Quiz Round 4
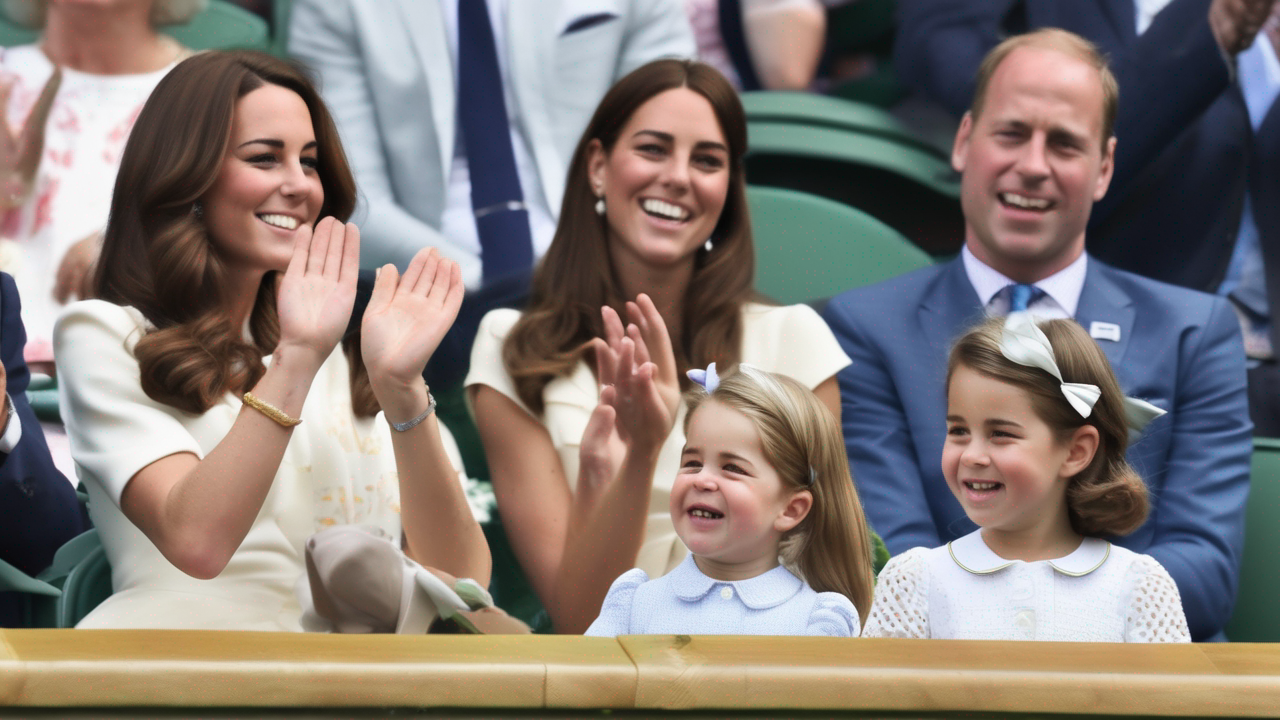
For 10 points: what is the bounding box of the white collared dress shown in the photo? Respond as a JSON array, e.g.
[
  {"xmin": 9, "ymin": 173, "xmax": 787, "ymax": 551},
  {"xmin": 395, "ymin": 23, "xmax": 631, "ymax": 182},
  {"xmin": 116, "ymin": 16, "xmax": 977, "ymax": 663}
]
[
  {"xmin": 862, "ymin": 531, "xmax": 1190, "ymax": 642},
  {"xmin": 583, "ymin": 555, "xmax": 861, "ymax": 637}
]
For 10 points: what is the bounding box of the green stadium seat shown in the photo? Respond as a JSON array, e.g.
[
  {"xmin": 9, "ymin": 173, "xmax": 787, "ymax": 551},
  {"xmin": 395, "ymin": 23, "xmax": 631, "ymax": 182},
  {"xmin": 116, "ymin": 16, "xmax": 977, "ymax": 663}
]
[
  {"xmin": 747, "ymin": 185, "xmax": 931, "ymax": 305},
  {"xmin": 742, "ymin": 92, "xmax": 946, "ymax": 160},
  {"xmin": 1225, "ymin": 437, "xmax": 1280, "ymax": 641},
  {"xmin": 271, "ymin": 0, "xmax": 292, "ymax": 57},
  {"xmin": 0, "ymin": 556, "xmax": 61, "ymax": 627},
  {"xmin": 0, "ymin": 0, "xmax": 269, "ymax": 51},
  {"xmin": 745, "ymin": 121, "xmax": 962, "ymax": 255}
]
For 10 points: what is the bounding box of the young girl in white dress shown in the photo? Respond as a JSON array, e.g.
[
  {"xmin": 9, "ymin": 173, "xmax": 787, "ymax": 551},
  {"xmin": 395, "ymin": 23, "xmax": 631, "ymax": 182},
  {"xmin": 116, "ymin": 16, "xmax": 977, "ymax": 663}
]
[
  {"xmin": 585, "ymin": 363, "xmax": 874, "ymax": 637},
  {"xmin": 863, "ymin": 313, "xmax": 1190, "ymax": 642}
]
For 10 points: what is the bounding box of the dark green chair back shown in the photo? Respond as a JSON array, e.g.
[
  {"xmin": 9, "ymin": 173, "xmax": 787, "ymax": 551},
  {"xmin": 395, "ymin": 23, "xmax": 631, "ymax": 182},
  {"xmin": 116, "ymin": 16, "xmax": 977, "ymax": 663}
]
[
  {"xmin": 745, "ymin": 120, "xmax": 963, "ymax": 256},
  {"xmin": 0, "ymin": 0, "xmax": 269, "ymax": 51},
  {"xmin": 747, "ymin": 185, "xmax": 931, "ymax": 305},
  {"xmin": 1226, "ymin": 437, "xmax": 1280, "ymax": 641},
  {"xmin": 271, "ymin": 0, "xmax": 292, "ymax": 57},
  {"xmin": 33, "ymin": 528, "xmax": 110, "ymax": 628},
  {"xmin": 742, "ymin": 92, "xmax": 947, "ymax": 160}
]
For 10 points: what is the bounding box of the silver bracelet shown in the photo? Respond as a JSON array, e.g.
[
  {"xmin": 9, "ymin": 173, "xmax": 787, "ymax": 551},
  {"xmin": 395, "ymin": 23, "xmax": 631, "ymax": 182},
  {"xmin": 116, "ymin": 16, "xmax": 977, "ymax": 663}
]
[{"xmin": 389, "ymin": 391, "xmax": 437, "ymax": 433}]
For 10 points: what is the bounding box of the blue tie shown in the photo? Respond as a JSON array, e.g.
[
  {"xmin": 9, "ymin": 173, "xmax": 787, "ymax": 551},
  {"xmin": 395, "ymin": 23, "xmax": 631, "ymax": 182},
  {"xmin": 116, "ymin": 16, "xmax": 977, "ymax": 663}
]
[
  {"xmin": 457, "ymin": 0, "xmax": 534, "ymax": 282},
  {"xmin": 1008, "ymin": 283, "xmax": 1041, "ymax": 313}
]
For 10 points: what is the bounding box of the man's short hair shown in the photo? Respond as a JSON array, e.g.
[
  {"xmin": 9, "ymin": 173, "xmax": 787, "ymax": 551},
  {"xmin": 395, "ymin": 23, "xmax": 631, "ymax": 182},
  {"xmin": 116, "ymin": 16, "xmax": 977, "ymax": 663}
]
[{"xmin": 970, "ymin": 28, "xmax": 1119, "ymax": 148}]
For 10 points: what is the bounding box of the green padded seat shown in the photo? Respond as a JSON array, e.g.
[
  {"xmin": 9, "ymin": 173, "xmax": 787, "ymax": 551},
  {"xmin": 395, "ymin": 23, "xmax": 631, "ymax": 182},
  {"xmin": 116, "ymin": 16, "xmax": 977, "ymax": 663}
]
[
  {"xmin": 741, "ymin": 92, "xmax": 947, "ymax": 160},
  {"xmin": 1225, "ymin": 437, "xmax": 1280, "ymax": 641},
  {"xmin": 747, "ymin": 185, "xmax": 931, "ymax": 305},
  {"xmin": 0, "ymin": 0, "xmax": 269, "ymax": 51},
  {"xmin": 745, "ymin": 121, "xmax": 963, "ymax": 255}
]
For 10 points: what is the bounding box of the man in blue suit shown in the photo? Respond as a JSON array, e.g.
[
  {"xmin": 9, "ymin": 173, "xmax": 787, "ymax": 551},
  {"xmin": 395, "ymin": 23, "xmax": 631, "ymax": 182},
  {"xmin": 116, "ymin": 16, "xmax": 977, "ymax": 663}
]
[
  {"xmin": 894, "ymin": 0, "xmax": 1280, "ymax": 433},
  {"xmin": 823, "ymin": 29, "xmax": 1252, "ymax": 641},
  {"xmin": 0, "ymin": 273, "xmax": 86, "ymax": 627}
]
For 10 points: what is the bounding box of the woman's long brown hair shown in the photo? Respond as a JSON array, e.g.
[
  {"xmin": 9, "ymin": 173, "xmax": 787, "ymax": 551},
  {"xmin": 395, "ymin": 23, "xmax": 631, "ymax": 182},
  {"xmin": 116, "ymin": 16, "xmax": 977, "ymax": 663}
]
[
  {"xmin": 502, "ymin": 59, "xmax": 756, "ymax": 414},
  {"xmin": 95, "ymin": 50, "xmax": 377, "ymax": 416}
]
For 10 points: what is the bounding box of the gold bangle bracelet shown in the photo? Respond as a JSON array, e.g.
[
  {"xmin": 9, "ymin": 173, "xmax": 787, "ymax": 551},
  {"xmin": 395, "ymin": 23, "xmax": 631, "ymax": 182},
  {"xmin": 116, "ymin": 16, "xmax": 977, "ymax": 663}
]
[{"xmin": 242, "ymin": 392, "xmax": 302, "ymax": 427}]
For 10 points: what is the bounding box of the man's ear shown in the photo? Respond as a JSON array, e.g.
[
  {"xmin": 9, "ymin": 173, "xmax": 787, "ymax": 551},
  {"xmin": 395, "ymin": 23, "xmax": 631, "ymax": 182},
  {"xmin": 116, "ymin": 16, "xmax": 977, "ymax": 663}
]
[
  {"xmin": 952, "ymin": 111, "xmax": 975, "ymax": 174},
  {"xmin": 586, "ymin": 138, "xmax": 607, "ymax": 197},
  {"xmin": 1093, "ymin": 135, "xmax": 1117, "ymax": 201},
  {"xmin": 775, "ymin": 490, "xmax": 813, "ymax": 533},
  {"xmin": 1060, "ymin": 425, "xmax": 1100, "ymax": 479}
]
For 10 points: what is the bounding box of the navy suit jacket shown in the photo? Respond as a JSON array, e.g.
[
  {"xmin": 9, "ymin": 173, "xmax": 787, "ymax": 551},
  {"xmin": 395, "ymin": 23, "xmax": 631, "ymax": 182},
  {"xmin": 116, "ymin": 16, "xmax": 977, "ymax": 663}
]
[
  {"xmin": 894, "ymin": 0, "xmax": 1270, "ymax": 297},
  {"xmin": 823, "ymin": 257, "xmax": 1252, "ymax": 640},
  {"xmin": 0, "ymin": 273, "xmax": 86, "ymax": 627}
]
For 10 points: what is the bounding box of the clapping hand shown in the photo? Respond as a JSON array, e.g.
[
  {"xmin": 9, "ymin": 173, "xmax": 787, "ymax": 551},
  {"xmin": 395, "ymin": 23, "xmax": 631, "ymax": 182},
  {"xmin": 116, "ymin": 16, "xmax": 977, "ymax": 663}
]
[
  {"xmin": 276, "ymin": 217, "xmax": 360, "ymax": 368},
  {"xmin": 360, "ymin": 248, "xmax": 464, "ymax": 415},
  {"xmin": 590, "ymin": 294, "xmax": 679, "ymax": 462},
  {"xmin": 0, "ymin": 66, "xmax": 60, "ymax": 210}
]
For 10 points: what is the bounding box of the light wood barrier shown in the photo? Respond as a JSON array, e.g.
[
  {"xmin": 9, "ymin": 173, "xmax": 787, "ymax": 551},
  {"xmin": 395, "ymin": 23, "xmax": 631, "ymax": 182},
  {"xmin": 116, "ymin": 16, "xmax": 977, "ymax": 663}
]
[{"xmin": 2, "ymin": 630, "xmax": 1279, "ymax": 715}]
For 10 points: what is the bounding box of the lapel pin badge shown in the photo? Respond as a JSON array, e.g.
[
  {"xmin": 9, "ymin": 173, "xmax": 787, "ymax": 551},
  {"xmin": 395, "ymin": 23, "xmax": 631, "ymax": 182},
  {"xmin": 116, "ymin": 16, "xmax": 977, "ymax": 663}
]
[{"xmin": 1090, "ymin": 321, "xmax": 1122, "ymax": 343}]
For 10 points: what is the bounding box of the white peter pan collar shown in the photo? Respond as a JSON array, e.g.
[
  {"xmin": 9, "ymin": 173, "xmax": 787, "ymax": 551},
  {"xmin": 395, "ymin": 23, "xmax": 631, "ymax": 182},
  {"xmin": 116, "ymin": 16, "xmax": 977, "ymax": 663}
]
[
  {"xmin": 947, "ymin": 530, "xmax": 1111, "ymax": 577},
  {"xmin": 668, "ymin": 555, "xmax": 804, "ymax": 609}
]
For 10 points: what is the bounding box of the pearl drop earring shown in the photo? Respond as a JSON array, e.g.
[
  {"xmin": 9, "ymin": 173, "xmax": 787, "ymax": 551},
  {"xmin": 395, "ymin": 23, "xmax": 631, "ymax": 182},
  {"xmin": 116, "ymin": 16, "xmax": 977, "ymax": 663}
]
[{"xmin": 704, "ymin": 238, "xmax": 714, "ymax": 252}]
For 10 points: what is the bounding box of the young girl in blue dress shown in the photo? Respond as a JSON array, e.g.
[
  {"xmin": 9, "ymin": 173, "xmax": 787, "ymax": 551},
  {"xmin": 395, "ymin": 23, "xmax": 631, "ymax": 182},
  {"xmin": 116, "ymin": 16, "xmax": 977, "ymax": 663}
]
[
  {"xmin": 863, "ymin": 313, "xmax": 1190, "ymax": 642},
  {"xmin": 584, "ymin": 363, "xmax": 875, "ymax": 637}
]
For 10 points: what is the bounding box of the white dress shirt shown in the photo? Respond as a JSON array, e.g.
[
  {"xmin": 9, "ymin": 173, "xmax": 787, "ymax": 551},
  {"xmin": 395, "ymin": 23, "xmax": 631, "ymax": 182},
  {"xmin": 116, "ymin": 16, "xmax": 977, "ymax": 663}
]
[
  {"xmin": 961, "ymin": 245, "xmax": 1088, "ymax": 319},
  {"xmin": 438, "ymin": 0, "xmax": 558, "ymax": 288},
  {"xmin": 863, "ymin": 530, "xmax": 1191, "ymax": 642}
]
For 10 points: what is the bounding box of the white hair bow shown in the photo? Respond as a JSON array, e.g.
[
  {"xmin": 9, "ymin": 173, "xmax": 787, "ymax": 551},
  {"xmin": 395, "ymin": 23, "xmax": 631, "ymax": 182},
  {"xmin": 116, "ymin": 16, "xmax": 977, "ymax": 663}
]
[{"xmin": 1000, "ymin": 312, "xmax": 1166, "ymax": 433}]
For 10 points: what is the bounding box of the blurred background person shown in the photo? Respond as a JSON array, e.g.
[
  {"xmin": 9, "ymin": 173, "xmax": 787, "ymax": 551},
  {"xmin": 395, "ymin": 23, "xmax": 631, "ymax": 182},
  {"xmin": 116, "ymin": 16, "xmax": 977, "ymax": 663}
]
[
  {"xmin": 686, "ymin": 0, "xmax": 829, "ymax": 91},
  {"xmin": 0, "ymin": 0, "xmax": 199, "ymax": 367},
  {"xmin": 289, "ymin": 0, "xmax": 694, "ymax": 290},
  {"xmin": 0, "ymin": 270, "xmax": 86, "ymax": 627}
]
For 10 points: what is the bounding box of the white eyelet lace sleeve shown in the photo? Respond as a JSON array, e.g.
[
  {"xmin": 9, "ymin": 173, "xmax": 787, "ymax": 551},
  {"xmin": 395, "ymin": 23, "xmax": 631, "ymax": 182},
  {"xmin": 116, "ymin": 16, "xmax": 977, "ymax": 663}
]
[
  {"xmin": 583, "ymin": 568, "xmax": 648, "ymax": 637},
  {"xmin": 1123, "ymin": 555, "xmax": 1191, "ymax": 643},
  {"xmin": 862, "ymin": 549, "xmax": 930, "ymax": 639},
  {"xmin": 806, "ymin": 592, "xmax": 861, "ymax": 637}
]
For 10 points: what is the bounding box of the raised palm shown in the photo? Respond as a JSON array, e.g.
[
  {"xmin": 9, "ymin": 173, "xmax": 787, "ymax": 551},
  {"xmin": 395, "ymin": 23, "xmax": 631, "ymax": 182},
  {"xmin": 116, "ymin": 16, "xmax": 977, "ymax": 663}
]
[
  {"xmin": 360, "ymin": 248, "xmax": 464, "ymax": 391},
  {"xmin": 0, "ymin": 67, "xmax": 60, "ymax": 210},
  {"xmin": 276, "ymin": 217, "xmax": 360, "ymax": 363},
  {"xmin": 596, "ymin": 295, "xmax": 679, "ymax": 455}
]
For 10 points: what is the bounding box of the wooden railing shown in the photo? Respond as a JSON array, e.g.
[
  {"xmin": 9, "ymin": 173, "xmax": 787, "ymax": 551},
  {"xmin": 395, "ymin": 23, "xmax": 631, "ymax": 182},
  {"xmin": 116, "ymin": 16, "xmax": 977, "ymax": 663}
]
[{"xmin": 2, "ymin": 630, "xmax": 1277, "ymax": 715}]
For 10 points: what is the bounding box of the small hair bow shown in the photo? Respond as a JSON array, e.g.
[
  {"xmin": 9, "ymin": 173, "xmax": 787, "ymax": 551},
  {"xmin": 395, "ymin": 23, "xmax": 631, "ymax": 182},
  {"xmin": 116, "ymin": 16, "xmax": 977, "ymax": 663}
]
[
  {"xmin": 687, "ymin": 362, "xmax": 719, "ymax": 394},
  {"xmin": 1000, "ymin": 312, "xmax": 1167, "ymax": 433}
]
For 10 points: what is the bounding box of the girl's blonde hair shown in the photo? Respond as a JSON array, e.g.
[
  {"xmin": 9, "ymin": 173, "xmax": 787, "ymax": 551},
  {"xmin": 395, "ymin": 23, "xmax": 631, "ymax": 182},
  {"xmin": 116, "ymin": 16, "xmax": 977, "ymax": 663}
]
[
  {"xmin": 684, "ymin": 365, "xmax": 875, "ymax": 625},
  {"xmin": 2, "ymin": 0, "xmax": 207, "ymax": 27},
  {"xmin": 947, "ymin": 317, "xmax": 1148, "ymax": 536}
]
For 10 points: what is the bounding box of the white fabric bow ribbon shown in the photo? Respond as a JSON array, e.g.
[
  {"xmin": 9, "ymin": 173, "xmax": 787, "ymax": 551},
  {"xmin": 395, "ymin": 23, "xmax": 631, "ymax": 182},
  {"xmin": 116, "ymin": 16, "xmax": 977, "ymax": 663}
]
[{"xmin": 1000, "ymin": 312, "xmax": 1167, "ymax": 432}]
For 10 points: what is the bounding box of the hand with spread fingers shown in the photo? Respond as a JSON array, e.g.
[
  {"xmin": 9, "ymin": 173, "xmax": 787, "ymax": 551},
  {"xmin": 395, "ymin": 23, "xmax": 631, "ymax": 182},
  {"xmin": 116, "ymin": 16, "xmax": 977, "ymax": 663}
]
[
  {"xmin": 360, "ymin": 248, "xmax": 464, "ymax": 416},
  {"xmin": 275, "ymin": 216, "xmax": 361, "ymax": 367},
  {"xmin": 0, "ymin": 66, "xmax": 60, "ymax": 211},
  {"xmin": 579, "ymin": 373, "xmax": 625, "ymax": 495},
  {"xmin": 593, "ymin": 293, "xmax": 679, "ymax": 459}
]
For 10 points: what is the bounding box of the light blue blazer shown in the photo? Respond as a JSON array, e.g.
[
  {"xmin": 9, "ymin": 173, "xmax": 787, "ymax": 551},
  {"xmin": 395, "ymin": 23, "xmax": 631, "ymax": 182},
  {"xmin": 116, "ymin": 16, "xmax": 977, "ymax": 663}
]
[
  {"xmin": 289, "ymin": 0, "xmax": 695, "ymax": 271},
  {"xmin": 822, "ymin": 256, "xmax": 1252, "ymax": 641}
]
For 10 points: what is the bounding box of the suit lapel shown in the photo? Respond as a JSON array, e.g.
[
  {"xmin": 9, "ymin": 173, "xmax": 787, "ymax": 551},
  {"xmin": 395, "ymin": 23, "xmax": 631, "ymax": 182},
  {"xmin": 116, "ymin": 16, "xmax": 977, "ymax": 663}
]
[
  {"xmin": 1073, "ymin": 259, "xmax": 1135, "ymax": 370},
  {"xmin": 919, "ymin": 258, "xmax": 986, "ymax": 358},
  {"xmin": 396, "ymin": 0, "xmax": 455, "ymax": 186},
  {"xmin": 1100, "ymin": 0, "xmax": 1136, "ymax": 42},
  {"xmin": 508, "ymin": 1, "xmax": 564, "ymax": 213}
]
